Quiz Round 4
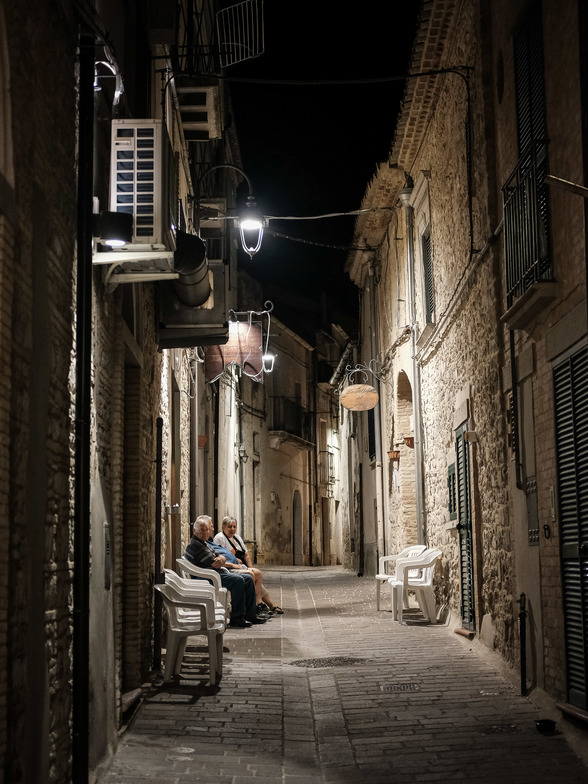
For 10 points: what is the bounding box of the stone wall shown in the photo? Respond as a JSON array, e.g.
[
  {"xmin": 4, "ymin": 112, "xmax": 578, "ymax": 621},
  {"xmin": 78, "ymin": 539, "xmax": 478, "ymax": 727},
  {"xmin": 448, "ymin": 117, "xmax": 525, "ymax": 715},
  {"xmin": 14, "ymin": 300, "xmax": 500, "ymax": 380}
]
[{"xmin": 0, "ymin": 1, "xmax": 79, "ymax": 779}]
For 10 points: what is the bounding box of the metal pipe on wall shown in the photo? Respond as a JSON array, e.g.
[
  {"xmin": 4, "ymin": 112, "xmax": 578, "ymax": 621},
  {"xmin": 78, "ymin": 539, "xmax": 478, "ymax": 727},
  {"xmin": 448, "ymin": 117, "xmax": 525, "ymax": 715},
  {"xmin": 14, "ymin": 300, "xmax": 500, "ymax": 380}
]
[
  {"xmin": 153, "ymin": 417, "xmax": 163, "ymax": 671},
  {"xmin": 72, "ymin": 31, "xmax": 94, "ymax": 782},
  {"xmin": 190, "ymin": 358, "xmax": 200, "ymax": 524}
]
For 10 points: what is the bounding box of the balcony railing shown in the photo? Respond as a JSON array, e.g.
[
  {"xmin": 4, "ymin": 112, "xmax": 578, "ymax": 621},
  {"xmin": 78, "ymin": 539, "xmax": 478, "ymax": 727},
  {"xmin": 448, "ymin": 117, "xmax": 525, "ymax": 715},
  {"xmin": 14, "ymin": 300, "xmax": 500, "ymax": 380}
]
[
  {"xmin": 271, "ymin": 397, "xmax": 313, "ymax": 442},
  {"xmin": 318, "ymin": 450, "xmax": 335, "ymax": 485},
  {"xmin": 502, "ymin": 141, "xmax": 552, "ymax": 308}
]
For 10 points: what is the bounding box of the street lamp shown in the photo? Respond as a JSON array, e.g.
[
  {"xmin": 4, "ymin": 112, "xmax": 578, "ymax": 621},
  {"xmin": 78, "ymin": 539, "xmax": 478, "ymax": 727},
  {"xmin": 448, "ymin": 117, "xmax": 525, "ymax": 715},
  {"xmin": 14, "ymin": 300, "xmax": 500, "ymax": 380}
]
[{"xmin": 196, "ymin": 163, "xmax": 264, "ymax": 259}]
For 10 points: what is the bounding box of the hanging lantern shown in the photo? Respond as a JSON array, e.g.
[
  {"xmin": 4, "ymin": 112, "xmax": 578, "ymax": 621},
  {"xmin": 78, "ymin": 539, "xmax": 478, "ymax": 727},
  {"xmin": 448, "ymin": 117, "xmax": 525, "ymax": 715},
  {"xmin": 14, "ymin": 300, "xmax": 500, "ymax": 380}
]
[{"xmin": 340, "ymin": 383, "xmax": 379, "ymax": 411}]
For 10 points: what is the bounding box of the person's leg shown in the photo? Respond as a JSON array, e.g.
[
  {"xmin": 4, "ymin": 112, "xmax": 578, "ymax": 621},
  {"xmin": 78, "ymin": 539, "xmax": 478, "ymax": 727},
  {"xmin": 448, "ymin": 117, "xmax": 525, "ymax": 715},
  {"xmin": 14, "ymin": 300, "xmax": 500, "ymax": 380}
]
[
  {"xmin": 241, "ymin": 573, "xmax": 265, "ymax": 622},
  {"xmin": 220, "ymin": 572, "xmax": 248, "ymax": 618},
  {"xmin": 244, "ymin": 567, "xmax": 263, "ymax": 603}
]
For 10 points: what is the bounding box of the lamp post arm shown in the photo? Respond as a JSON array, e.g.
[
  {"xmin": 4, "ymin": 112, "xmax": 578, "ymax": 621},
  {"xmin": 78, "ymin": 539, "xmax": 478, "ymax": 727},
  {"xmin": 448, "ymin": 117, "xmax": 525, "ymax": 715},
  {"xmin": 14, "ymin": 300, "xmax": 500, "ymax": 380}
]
[{"xmin": 196, "ymin": 163, "xmax": 254, "ymax": 197}]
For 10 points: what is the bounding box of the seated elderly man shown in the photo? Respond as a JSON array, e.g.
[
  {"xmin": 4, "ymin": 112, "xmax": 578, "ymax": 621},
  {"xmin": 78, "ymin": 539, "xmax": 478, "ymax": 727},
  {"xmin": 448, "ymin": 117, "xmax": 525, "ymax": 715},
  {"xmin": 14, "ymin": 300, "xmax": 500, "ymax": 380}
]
[
  {"xmin": 203, "ymin": 519, "xmax": 269, "ymax": 620},
  {"xmin": 184, "ymin": 515, "xmax": 265, "ymax": 628}
]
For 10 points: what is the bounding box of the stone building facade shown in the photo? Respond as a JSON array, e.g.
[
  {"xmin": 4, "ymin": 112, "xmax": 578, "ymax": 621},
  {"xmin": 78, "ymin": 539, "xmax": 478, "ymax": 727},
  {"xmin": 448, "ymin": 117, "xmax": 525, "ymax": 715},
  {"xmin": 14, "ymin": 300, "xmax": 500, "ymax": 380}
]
[
  {"xmin": 0, "ymin": 1, "xmax": 79, "ymax": 781},
  {"xmin": 347, "ymin": 0, "xmax": 588, "ymax": 721}
]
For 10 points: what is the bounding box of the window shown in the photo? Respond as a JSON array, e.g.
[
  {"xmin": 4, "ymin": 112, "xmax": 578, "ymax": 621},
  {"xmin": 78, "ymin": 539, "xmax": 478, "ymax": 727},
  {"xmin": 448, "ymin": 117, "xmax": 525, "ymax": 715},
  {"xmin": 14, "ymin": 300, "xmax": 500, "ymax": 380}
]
[{"xmin": 503, "ymin": 1, "xmax": 552, "ymax": 308}]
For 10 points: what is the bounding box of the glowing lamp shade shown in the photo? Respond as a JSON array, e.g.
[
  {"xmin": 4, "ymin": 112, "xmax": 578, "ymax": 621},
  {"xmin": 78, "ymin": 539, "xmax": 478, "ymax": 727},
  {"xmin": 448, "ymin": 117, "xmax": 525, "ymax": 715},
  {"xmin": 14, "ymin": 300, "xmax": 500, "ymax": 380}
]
[
  {"xmin": 239, "ymin": 196, "xmax": 264, "ymax": 258},
  {"xmin": 96, "ymin": 211, "xmax": 133, "ymax": 247},
  {"xmin": 262, "ymin": 352, "xmax": 275, "ymax": 373},
  {"xmin": 340, "ymin": 383, "xmax": 379, "ymax": 411}
]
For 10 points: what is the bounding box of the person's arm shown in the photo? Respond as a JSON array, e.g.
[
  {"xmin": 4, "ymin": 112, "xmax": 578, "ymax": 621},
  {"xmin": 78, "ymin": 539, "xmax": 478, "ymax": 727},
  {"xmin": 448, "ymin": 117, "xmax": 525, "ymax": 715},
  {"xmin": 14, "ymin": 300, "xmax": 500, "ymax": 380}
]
[
  {"xmin": 233, "ymin": 534, "xmax": 252, "ymax": 567},
  {"xmin": 186, "ymin": 538, "xmax": 226, "ymax": 570}
]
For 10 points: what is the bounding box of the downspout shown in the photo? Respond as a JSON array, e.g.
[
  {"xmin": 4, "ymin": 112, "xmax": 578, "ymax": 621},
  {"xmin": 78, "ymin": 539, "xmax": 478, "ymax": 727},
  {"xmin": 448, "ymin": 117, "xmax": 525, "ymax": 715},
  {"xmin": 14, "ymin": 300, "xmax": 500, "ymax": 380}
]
[
  {"xmin": 237, "ymin": 382, "xmax": 245, "ymax": 535},
  {"xmin": 509, "ymin": 330, "xmax": 524, "ymax": 490},
  {"xmin": 213, "ymin": 381, "xmax": 220, "ymax": 530},
  {"xmin": 153, "ymin": 418, "xmax": 163, "ymax": 671},
  {"xmin": 398, "ymin": 185, "xmax": 426, "ymax": 543},
  {"xmin": 72, "ymin": 31, "xmax": 94, "ymax": 782},
  {"xmin": 367, "ymin": 263, "xmax": 386, "ymax": 559},
  {"xmin": 190, "ymin": 356, "xmax": 200, "ymax": 523}
]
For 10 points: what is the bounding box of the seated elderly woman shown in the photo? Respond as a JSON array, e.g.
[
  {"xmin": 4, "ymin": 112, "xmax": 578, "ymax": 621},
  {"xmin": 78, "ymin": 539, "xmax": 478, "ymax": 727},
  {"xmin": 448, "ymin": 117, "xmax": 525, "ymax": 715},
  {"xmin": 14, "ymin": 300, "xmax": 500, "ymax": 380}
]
[{"xmin": 214, "ymin": 516, "xmax": 283, "ymax": 614}]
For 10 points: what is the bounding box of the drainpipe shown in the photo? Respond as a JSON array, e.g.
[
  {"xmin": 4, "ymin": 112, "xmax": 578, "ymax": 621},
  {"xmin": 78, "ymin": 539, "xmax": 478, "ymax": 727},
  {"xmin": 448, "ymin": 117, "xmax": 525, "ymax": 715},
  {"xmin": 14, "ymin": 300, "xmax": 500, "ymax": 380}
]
[
  {"xmin": 190, "ymin": 357, "xmax": 200, "ymax": 523},
  {"xmin": 398, "ymin": 185, "xmax": 426, "ymax": 543},
  {"xmin": 72, "ymin": 31, "xmax": 94, "ymax": 782},
  {"xmin": 367, "ymin": 263, "xmax": 386, "ymax": 559},
  {"xmin": 237, "ymin": 382, "xmax": 246, "ymax": 536},
  {"xmin": 153, "ymin": 418, "xmax": 163, "ymax": 671},
  {"xmin": 509, "ymin": 330, "xmax": 524, "ymax": 490}
]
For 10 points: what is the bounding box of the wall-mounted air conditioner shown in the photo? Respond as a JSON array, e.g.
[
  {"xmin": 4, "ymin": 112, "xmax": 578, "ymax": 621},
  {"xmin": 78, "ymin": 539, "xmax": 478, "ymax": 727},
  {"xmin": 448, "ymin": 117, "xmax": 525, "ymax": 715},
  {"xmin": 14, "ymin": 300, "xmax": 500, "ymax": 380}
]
[{"xmin": 109, "ymin": 118, "xmax": 177, "ymax": 249}]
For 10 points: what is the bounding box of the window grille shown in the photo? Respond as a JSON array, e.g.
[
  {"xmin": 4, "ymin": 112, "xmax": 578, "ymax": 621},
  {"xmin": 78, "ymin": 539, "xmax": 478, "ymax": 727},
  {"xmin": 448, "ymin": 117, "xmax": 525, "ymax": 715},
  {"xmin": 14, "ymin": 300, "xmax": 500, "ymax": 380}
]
[{"xmin": 503, "ymin": 3, "xmax": 552, "ymax": 308}]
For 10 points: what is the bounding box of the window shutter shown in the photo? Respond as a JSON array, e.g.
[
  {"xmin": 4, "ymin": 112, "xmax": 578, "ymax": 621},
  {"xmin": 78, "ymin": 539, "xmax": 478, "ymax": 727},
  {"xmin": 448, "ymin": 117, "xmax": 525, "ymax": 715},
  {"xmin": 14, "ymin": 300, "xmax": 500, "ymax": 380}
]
[
  {"xmin": 514, "ymin": 2, "xmax": 547, "ymax": 155},
  {"xmin": 448, "ymin": 462, "xmax": 457, "ymax": 521},
  {"xmin": 456, "ymin": 425, "xmax": 475, "ymax": 630},
  {"xmin": 554, "ymin": 347, "xmax": 588, "ymax": 710},
  {"xmin": 422, "ymin": 230, "xmax": 434, "ymax": 323}
]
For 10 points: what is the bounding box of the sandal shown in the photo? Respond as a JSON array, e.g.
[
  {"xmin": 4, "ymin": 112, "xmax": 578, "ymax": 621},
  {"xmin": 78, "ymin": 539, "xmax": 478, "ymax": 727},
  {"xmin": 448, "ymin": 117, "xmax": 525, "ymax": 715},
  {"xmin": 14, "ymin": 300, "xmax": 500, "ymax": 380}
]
[{"xmin": 272, "ymin": 606, "xmax": 284, "ymax": 614}]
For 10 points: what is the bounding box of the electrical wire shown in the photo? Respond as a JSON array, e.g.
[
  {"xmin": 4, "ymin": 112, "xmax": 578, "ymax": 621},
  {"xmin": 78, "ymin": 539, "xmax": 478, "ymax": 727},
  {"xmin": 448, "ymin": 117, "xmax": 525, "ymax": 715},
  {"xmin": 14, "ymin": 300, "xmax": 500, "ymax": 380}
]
[{"xmin": 265, "ymin": 228, "xmax": 373, "ymax": 252}]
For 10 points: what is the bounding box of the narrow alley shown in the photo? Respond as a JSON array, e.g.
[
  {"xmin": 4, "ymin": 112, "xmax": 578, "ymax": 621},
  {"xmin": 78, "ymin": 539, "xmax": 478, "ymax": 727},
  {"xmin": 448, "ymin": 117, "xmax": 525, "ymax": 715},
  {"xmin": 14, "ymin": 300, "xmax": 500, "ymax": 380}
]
[{"xmin": 95, "ymin": 569, "xmax": 588, "ymax": 784}]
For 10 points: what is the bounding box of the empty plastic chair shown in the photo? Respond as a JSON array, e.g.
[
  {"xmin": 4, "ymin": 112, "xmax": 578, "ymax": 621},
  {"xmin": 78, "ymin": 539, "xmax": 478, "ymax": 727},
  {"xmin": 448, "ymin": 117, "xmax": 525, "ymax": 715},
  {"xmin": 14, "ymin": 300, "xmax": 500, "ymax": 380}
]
[
  {"xmin": 389, "ymin": 548, "xmax": 443, "ymax": 624},
  {"xmin": 164, "ymin": 569, "xmax": 226, "ymax": 622},
  {"xmin": 376, "ymin": 545, "xmax": 427, "ymax": 611},
  {"xmin": 155, "ymin": 582, "xmax": 225, "ymax": 685}
]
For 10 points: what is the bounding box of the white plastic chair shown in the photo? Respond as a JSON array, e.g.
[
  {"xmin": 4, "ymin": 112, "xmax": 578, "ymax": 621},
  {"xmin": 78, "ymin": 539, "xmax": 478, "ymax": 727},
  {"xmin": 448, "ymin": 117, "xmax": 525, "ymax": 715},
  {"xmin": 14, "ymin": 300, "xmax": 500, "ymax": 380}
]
[
  {"xmin": 176, "ymin": 556, "xmax": 229, "ymax": 611},
  {"xmin": 155, "ymin": 582, "xmax": 226, "ymax": 685},
  {"xmin": 164, "ymin": 569, "xmax": 226, "ymax": 623},
  {"xmin": 389, "ymin": 548, "xmax": 443, "ymax": 624},
  {"xmin": 376, "ymin": 545, "xmax": 427, "ymax": 610}
]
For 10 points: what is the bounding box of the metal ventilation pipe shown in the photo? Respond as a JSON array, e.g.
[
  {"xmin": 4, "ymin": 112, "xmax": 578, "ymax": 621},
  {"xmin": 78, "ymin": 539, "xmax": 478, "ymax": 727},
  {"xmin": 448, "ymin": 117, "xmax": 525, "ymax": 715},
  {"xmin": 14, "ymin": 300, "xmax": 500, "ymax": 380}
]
[{"xmin": 173, "ymin": 230, "xmax": 211, "ymax": 306}]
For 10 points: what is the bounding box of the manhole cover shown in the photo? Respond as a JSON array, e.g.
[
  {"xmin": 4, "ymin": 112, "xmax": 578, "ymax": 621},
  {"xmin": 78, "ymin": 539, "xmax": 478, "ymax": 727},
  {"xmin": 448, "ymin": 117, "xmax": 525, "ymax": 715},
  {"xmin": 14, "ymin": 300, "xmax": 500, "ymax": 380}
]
[
  {"xmin": 381, "ymin": 683, "xmax": 421, "ymax": 692},
  {"xmin": 289, "ymin": 657, "xmax": 367, "ymax": 668}
]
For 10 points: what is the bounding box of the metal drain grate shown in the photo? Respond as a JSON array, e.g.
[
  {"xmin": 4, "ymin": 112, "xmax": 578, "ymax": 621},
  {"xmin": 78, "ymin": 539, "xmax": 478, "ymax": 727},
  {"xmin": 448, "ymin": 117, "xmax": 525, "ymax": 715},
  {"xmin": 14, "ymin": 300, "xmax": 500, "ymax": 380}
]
[
  {"xmin": 381, "ymin": 682, "xmax": 421, "ymax": 692},
  {"xmin": 288, "ymin": 657, "xmax": 368, "ymax": 668}
]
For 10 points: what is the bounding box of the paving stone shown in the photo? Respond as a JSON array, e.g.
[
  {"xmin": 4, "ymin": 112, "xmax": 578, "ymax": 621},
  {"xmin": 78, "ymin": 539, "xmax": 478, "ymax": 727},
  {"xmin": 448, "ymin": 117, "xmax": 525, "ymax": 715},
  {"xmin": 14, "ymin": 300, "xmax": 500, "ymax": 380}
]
[{"xmin": 95, "ymin": 568, "xmax": 588, "ymax": 784}]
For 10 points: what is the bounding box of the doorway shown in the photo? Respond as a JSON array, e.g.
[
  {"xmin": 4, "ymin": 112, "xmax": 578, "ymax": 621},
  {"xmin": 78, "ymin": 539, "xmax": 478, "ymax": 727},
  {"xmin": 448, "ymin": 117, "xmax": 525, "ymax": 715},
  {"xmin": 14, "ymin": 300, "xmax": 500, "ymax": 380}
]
[{"xmin": 293, "ymin": 490, "xmax": 303, "ymax": 565}]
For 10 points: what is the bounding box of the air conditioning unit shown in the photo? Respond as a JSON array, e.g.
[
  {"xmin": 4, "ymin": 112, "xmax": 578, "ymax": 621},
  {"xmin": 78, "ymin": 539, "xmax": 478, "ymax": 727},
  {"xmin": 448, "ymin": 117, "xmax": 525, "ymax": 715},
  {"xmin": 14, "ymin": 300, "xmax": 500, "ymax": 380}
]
[{"xmin": 109, "ymin": 118, "xmax": 177, "ymax": 249}]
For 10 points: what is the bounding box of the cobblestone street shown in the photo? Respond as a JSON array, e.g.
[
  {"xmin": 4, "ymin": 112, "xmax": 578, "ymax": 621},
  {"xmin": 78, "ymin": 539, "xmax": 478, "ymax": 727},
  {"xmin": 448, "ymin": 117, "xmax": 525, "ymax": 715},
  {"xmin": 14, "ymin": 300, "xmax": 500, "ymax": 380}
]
[{"xmin": 95, "ymin": 568, "xmax": 588, "ymax": 784}]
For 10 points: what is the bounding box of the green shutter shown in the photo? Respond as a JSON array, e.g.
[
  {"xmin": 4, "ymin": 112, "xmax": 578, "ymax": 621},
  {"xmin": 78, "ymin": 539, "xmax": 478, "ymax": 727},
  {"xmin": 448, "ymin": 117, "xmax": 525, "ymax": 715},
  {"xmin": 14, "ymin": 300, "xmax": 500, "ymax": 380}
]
[
  {"xmin": 554, "ymin": 346, "xmax": 588, "ymax": 710},
  {"xmin": 448, "ymin": 462, "xmax": 457, "ymax": 521},
  {"xmin": 422, "ymin": 231, "xmax": 434, "ymax": 324},
  {"xmin": 456, "ymin": 424, "xmax": 475, "ymax": 630}
]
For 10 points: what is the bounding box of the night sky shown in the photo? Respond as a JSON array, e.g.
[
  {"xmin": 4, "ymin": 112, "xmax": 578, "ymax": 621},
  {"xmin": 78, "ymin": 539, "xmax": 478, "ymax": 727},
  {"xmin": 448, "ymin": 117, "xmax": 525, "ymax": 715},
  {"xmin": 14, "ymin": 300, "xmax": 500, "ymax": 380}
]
[{"xmin": 228, "ymin": 1, "xmax": 421, "ymax": 338}]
